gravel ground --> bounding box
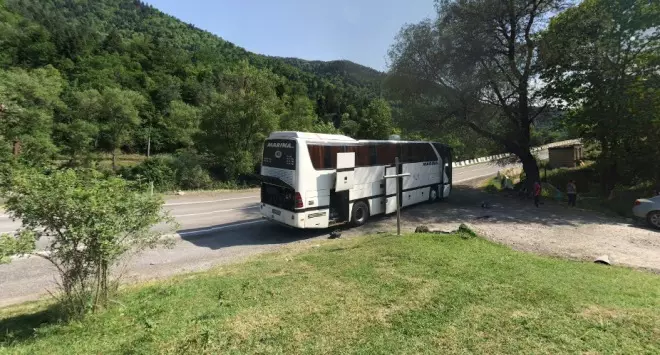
[357,179,660,272]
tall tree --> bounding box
[388,0,568,188]
[279,95,318,132]
[539,0,660,191]
[77,88,147,170]
[0,65,64,165]
[199,61,282,179]
[360,98,394,139]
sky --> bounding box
[144,0,437,72]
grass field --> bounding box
[1,232,659,354]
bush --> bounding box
[171,150,213,190]
[0,168,177,318]
[120,156,176,192]
[121,150,213,192]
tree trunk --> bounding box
[111,150,117,171]
[519,149,540,195]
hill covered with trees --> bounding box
[0,0,564,190]
[0,0,394,185]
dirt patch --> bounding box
[353,178,660,272]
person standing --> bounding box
[534,181,542,207]
[567,180,577,207]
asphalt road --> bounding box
[0,156,529,307]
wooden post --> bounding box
[383,157,410,236]
[396,157,401,235]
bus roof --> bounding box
[267,131,451,147]
[267,131,356,142]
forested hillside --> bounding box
[0,0,563,190]
[0,0,392,185]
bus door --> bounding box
[335,152,355,192]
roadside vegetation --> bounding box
[0,167,177,318]
[2,232,659,354]
[484,162,656,219]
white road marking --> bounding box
[454,171,513,183]
[173,205,260,218]
[178,219,267,236]
[165,196,259,206]
[9,250,51,261]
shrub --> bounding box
[121,156,176,192]
[0,168,177,318]
[120,150,213,192]
[171,150,213,190]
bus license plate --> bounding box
[272,209,281,216]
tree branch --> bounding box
[529,103,549,123]
[522,1,539,78]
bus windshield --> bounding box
[262,139,296,170]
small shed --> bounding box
[548,143,584,168]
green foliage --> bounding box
[0,167,177,317]
[96,88,148,169]
[199,62,281,180]
[162,100,200,149]
[540,0,660,192]
[120,156,176,192]
[121,150,214,192]
[544,165,655,218]
[169,150,213,190]
[279,95,318,131]
[0,65,65,166]
[457,223,478,239]
[341,98,394,139]
[387,0,570,185]
[0,230,35,263]
[0,0,531,187]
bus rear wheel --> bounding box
[429,186,439,203]
[351,201,369,227]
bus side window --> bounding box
[329,145,345,169]
[323,145,332,169]
[369,144,377,165]
[400,143,414,163]
[377,144,395,165]
[356,145,370,167]
[308,144,324,170]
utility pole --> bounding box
[383,157,411,235]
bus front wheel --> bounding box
[351,201,369,227]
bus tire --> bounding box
[429,186,439,203]
[351,201,369,227]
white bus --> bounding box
[259,131,453,229]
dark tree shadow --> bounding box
[0,304,63,346]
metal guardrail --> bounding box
[451,139,582,168]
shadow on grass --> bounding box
[0,304,63,346]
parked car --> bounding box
[633,195,660,229]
